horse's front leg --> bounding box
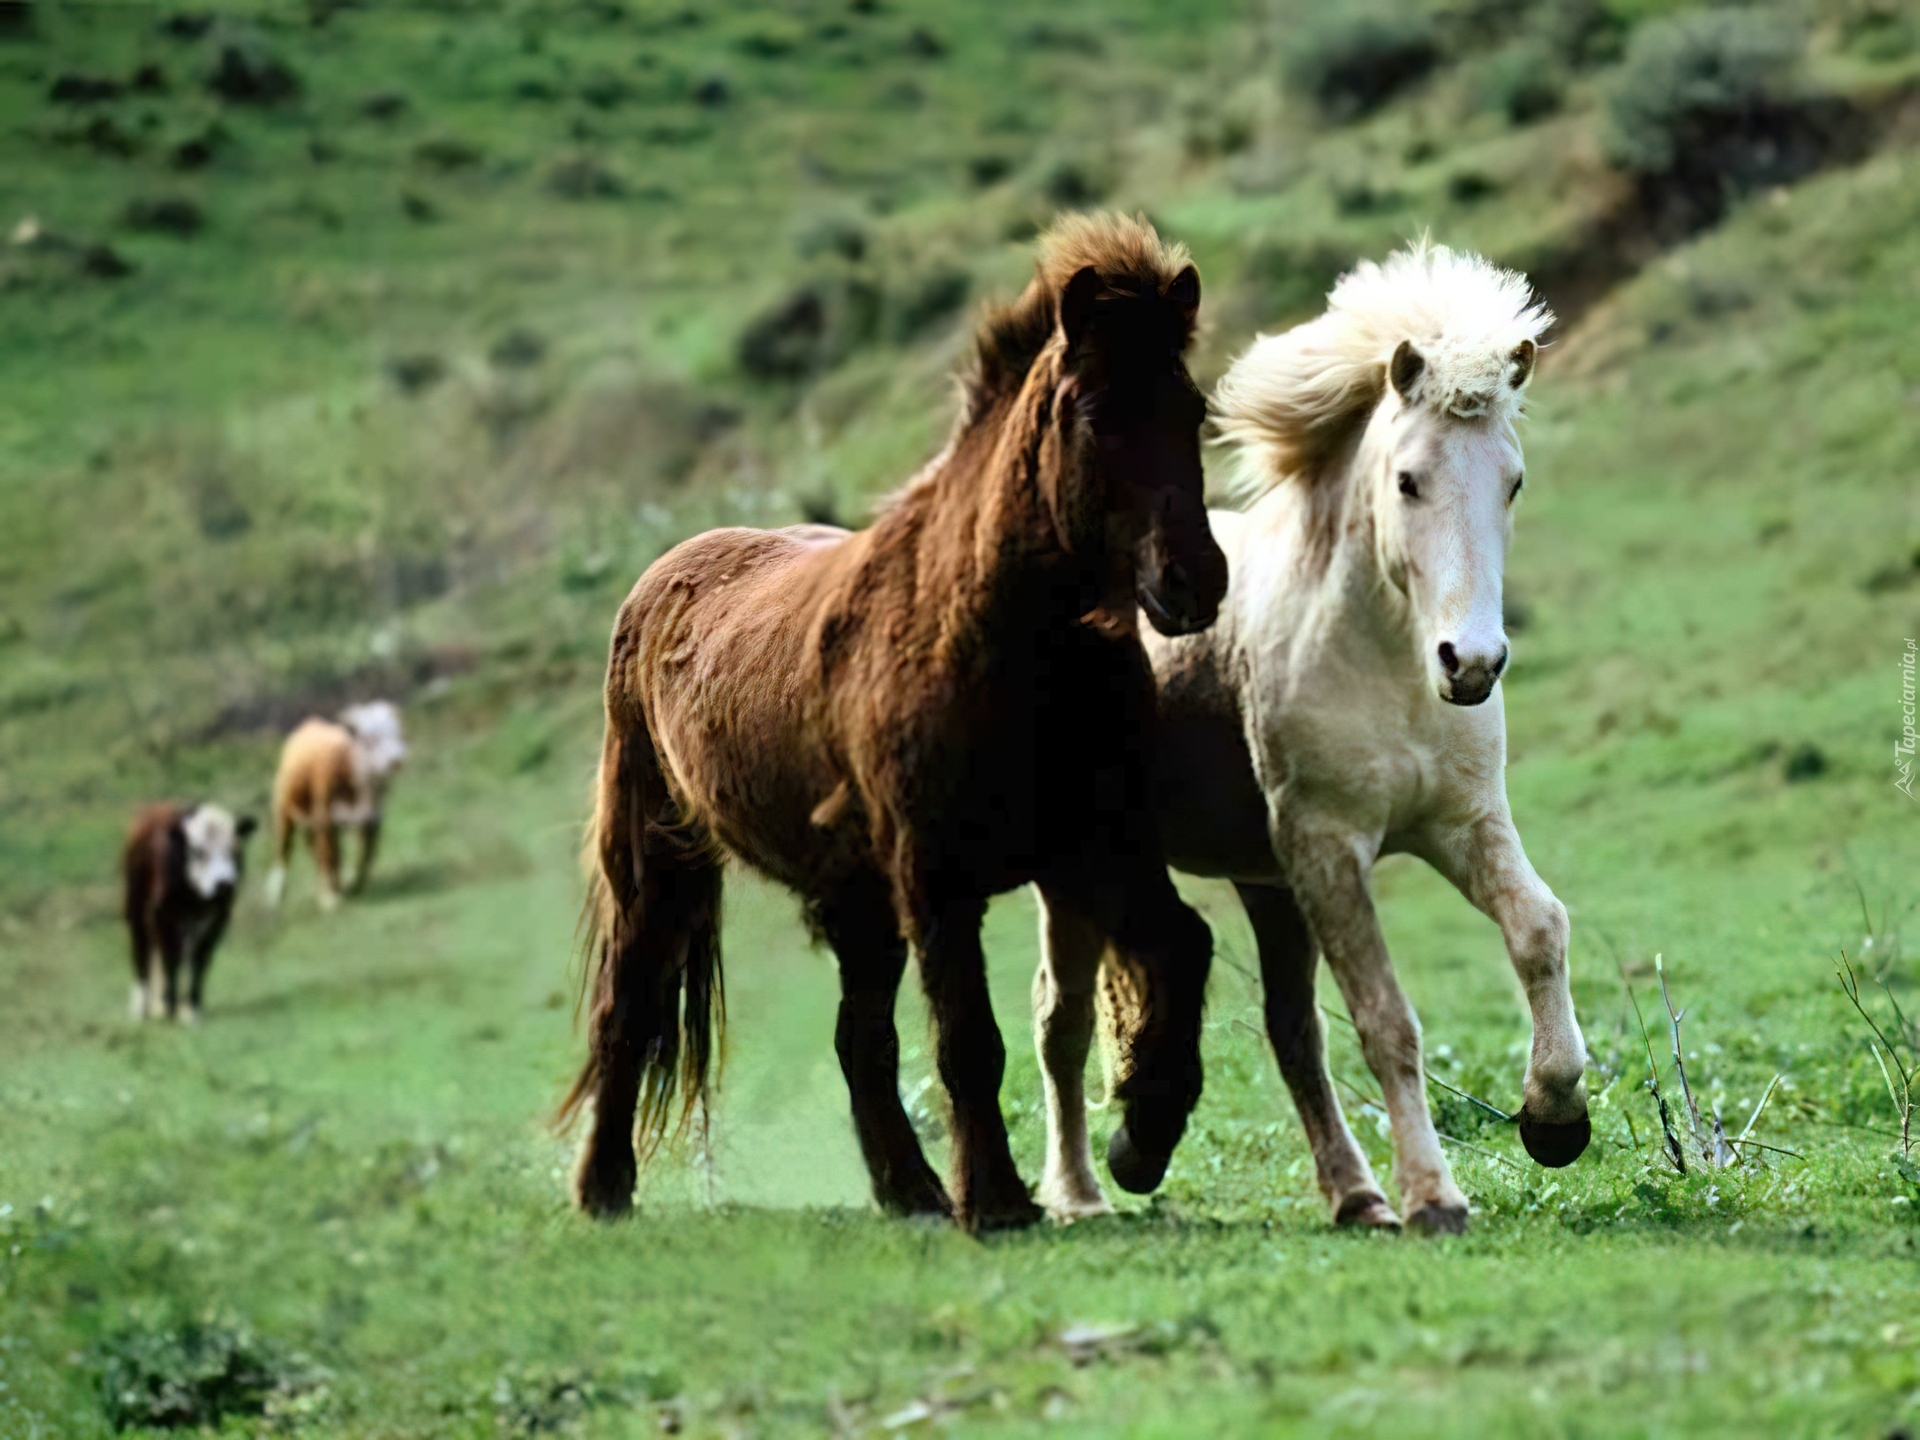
[1234,882,1396,1229]
[1032,887,1113,1222]
[1424,814,1589,1167]
[1280,824,1468,1233]
[917,894,1040,1233]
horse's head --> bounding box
[1369,336,1537,707]
[992,216,1224,638]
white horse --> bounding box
[1032,243,1589,1233]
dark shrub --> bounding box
[80,243,133,278]
[170,122,226,169]
[0,2,33,38]
[737,277,880,381]
[413,135,482,169]
[49,72,123,103]
[1287,10,1439,121]
[1783,742,1826,782]
[1243,237,1352,323]
[1484,41,1562,123]
[122,195,205,236]
[546,152,623,198]
[887,264,968,342]
[1606,9,1801,174]
[159,11,213,40]
[97,1315,327,1431]
[794,212,868,262]
[360,88,408,119]
[1041,158,1104,206]
[489,328,547,368]
[691,73,730,106]
[205,31,300,104]
[387,353,447,394]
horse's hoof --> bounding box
[879,1174,953,1221]
[1106,1125,1170,1195]
[573,1155,636,1220]
[963,1193,1043,1235]
[1333,1192,1400,1230]
[1518,1108,1591,1168]
[1405,1201,1470,1236]
[1038,1181,1113,1224]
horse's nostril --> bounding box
[1165,561,1193,596]
[1492,647,1509,679]
[1437,641,1459,676]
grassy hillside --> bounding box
[3,1,1920,1436]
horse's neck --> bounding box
[1247,445,1413,672]
[909,390,1102,639]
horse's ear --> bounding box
[1058,265,1102,350]
[1509,337,1537,389]
[1166,264,1199,325]
[1389,339,1426,400]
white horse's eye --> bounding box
[1398,472,1420,500]
[1508,475,1524,503]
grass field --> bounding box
[4,2,1920,1436]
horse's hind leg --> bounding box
[917,892,1040,1233]
[1236,882,1395,1230]
[1282,830,1467,1233]
[822,881,950,1219]
[1064,869,1211,1197]
[1032,888,1112,1222]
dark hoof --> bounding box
[1106,1125,1171,1195]
[1405,1201,1470,1236]
[878,1171,954,1221]
[1518,1108,1591,1169]
[573,1158,636,1220]
[1333,1191,1400,1230]
[964,1194,1044,1235]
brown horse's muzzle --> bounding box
[1137,516,1228,638]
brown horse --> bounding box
[560,214,1229,1232]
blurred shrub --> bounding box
[1605,9,1802,173]
[1482,39,1563,123]
[886,262,969,342]
[737,276,880,380]
[1242,237,1354,323]
[97,1314,328,1431]
[1286,9,1440,121]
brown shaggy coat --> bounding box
[564,215,1229,1231]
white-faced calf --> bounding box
[265,700,408,909]
[123,802,256,1024]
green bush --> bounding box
[1606,8,1802,172]
[96,1315,328,1431]
[1285,9,1440,121]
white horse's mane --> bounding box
[1213,241,1553,500]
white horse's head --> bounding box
[1368,336,1536,706]
[1213,242,1551,708]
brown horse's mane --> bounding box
[961,212,1195,424]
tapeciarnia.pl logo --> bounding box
[1898,638,1917,800]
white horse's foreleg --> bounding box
[1426,815,1589,1166]
[1281,827,1468,1233]
[1235,883,1396,1228]
[1032,889,1113,1222]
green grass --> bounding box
[4,2,1920,1436]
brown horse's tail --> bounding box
[558,706,724,1218]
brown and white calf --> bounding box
[265,700,408,909]
[123,802,256,1024]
